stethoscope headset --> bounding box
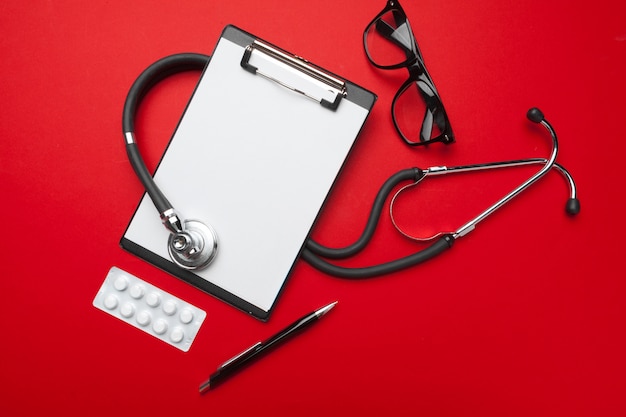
[123,53,580,279]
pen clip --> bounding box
[240,40,347,110]
[219,341,262,369]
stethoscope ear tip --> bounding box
[526,107,545,123]
[566,198,581,216]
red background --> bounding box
[1,1,625,416]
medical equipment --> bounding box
[303,108,580,277]
[123,53,218,271]
[122,52,578,281]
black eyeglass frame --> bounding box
[363,0,455,146]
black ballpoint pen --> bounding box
[199,300,338,393]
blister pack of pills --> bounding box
[93,267,206,352]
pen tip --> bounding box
[316,301,338,317]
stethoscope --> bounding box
[123,53,579,278]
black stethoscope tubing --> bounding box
[122,53,579,279]
[123,53,211,234]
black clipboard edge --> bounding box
[120,237,271,321]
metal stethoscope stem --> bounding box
[415,110,578,239]
[420,159,576,217]
[303,107,580,278]
[454,114,558,238]
[389,108,579,242]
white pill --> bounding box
[179,308,194,324]
[136,310,151,326]
[152,319,168,335]
[120,303,135,318]
[129,284,145,299]
[163,300,177,316]
[170,327,185,343]
[103,294,118,310]
[113,276,128,291]
[146,292,161,308]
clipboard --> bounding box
[121,25,376,320]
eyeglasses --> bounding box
[364,0,455,146]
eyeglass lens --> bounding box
[393,80,446,144]
[364,9,416,67]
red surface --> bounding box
[1,1,625,416]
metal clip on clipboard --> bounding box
[241,40,347,110]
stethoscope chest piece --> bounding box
[167,219,218,270]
